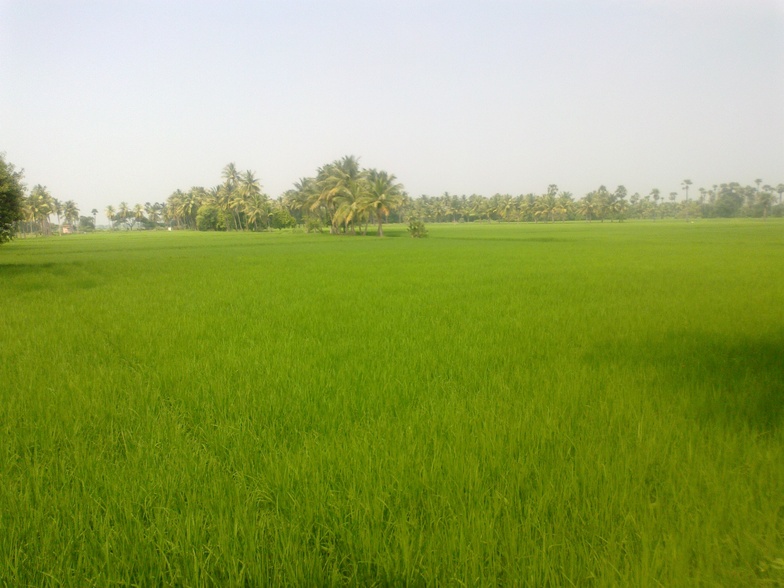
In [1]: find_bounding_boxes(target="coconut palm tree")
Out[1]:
[105,205,116,229]
[132,203,145,228]
[29,185,53,234]
[362,169,404,237]
[534,193,558,223]
[244,192,270,231]
[64,200,79,228]
[757,190,774,220]
[314,156,364,233]
[144,202,161,227]
[117,202,131,229]
[51,197,63,234]
[236,170,262,230]
[557,192,574,221]
[576,194,596,222]
[176,189,202,229]
[649,188,661,220]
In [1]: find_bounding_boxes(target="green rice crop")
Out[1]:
[1,220,783,586]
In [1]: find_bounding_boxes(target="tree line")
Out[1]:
[2,151,783,245]
[105,167,784,231]
[106,157,406,237]
[407,181,784,224]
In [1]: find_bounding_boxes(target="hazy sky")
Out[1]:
[2,0,783,221]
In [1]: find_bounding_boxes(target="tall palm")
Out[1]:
[28,185,53,234]
[681,179,693,220]
[222,162,240,187]
[757,190,774,220]
[144,202,160,226]
[130,203,143,229]
[220,163,241,230]
[577,195,596,222]
[20,199,34,237]
[244,192,270,231]
[682,179,692,201]
[52,197,63,234]
[316,156,363,233]
[534,193,557,223]
[105,205,116,228]
[216,184,237,230]
[178,189,203,229]
[557,192,574,221]
[235,170,262,230]
[362,169,403,237]
[64,200,79,228]
[118,202,131,229]
[649,188,661,220]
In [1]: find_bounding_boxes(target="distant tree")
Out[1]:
[0,154,24,244]
[52,198,63,234]
[715,183,744,217]
[363,169,404,237]
[682,179,692,201]
[757,190,774,220]
[91,208,98,227]
[117,202,131,229]
[144,202,161,227]
[269,202,296,229]
[576,194,596,222]
[78,215,95,231]
[196,203,225,231]
[244,192,270,231]
[105,205,116,228]
[29,185,53,234]
[64,200,79,227]
[315,156,364,234]
[613,186,628,221]
[649,188,661,220]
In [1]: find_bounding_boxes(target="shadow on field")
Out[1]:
[598,330,784,431]
[0,261,100,292]
[0,262,60,276]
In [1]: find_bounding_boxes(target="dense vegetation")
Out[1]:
[1,221,782,585]
[9,152,784,239]
[0,153,25,244]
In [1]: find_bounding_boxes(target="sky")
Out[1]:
[1,0,783,223]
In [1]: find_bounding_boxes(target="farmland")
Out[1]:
[1,220,783,586]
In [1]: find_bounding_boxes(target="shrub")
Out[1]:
[408,220,428,238]
[305,216,324,233]
[196,204,226,231]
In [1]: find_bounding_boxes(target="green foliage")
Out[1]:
[304,215,324,233]
[1,222,783,585]
[196,203,226,231]
[0,154,24,244]
[270,205,296,229]
[78,215,95,231]
[407,219,428,237]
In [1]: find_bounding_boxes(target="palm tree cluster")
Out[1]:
[105,164,293,232]
[16,184,81,236]
[281,155,406,236]
[105,201,166,231]
[404,180,784,223]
